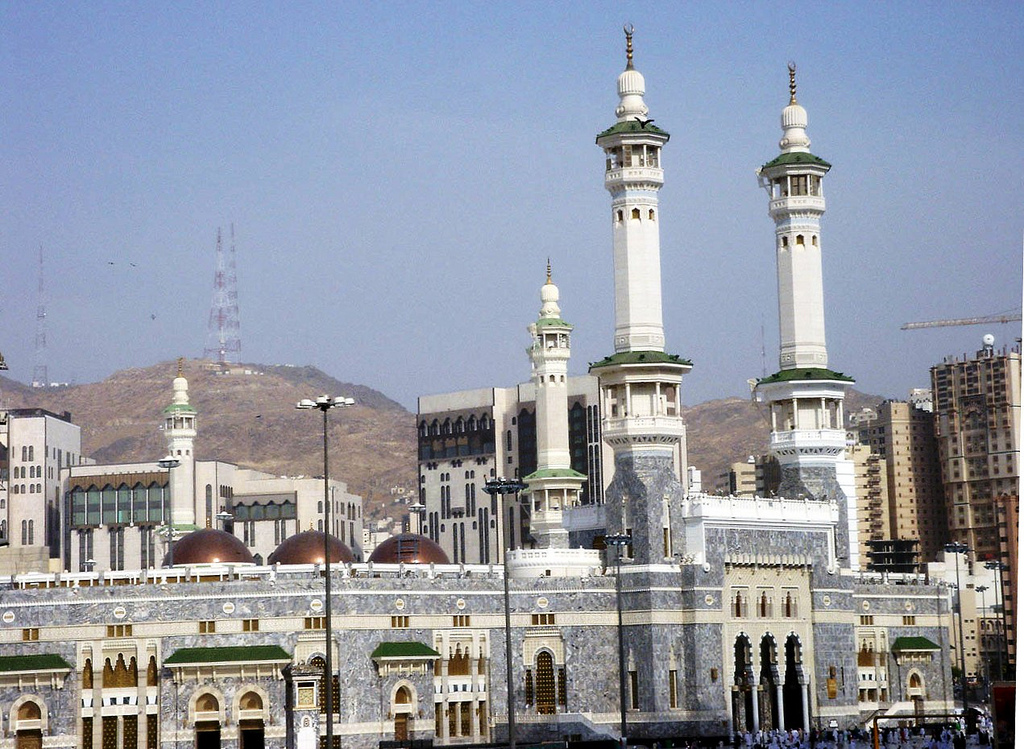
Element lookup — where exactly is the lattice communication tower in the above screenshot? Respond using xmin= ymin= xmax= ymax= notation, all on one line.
xmin=32 ymin=246 xmax=47 ymax=388
xmin=204 ymin=226 xmax=242 ymax=364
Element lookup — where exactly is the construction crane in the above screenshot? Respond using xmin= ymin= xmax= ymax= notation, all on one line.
xmin=901 ymin=310 xmax=1021 ymax=330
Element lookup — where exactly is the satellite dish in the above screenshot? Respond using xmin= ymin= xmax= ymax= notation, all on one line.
xmin=983 ymin=333 xmax=995 ymax=347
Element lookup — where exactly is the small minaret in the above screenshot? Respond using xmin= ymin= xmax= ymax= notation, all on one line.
xmin=590 ymin=27 xmax=691 ymax=565
xmin=163 ymin=358 xmax=198 ymax=528
xmin=523 ymin=264 xmax=586 ymax=549
xmin=755 ymin=64 xmax=858 ymax=568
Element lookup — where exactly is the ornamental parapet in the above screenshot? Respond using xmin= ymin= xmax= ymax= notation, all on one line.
xmin=605 ymin=166 xmax=664 ymax=187
xmin=682 ymin=492 xmax=837 ymax=525
xmin=603 ymin=415 xmax=685 ymax=447
xmin=769 ymin=195 xmax=825 ymax=215
xmin=770 ymin=428 xmax=847 ymax=457
xmin=506 ymin=548 xmax=602 ymax=579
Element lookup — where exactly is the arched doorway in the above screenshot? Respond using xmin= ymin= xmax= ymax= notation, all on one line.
xmin=759 ymin=635 xmax=781 ymax=730
xmin=14 ymin=701 xmax=42 ymax=749
xmin=238 ymin=691 xmax=265 ymax=749
xmin=536 ymin=651 xmax=556 ymax=715
xmin=394 ymin=686 xmax=412 ymax=741
xmin=194 ymin=693 xmax=221 ymax=749
xmin=732 ymin=635 xmax=755 ymax=734
xmin=783 ymin=635 xmax=805 ymax=730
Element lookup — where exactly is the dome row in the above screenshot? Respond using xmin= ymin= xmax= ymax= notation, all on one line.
xmin=164 ymin=529 xmax=449 ymax=567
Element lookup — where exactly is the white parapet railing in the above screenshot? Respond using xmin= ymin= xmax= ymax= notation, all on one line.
xmin=507 ymin=548 xmax=603 ymax=579
xmin=682 ymin=492 xmax=837 ymax=526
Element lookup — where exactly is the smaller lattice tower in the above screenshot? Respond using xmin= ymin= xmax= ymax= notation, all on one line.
xmin=204 ymin=225 xmax=242 ymax=365
xmin=32 ymin=246 xmax=47 ymax=388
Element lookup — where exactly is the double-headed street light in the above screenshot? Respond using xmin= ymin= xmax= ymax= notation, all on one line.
xmin=297 ymin=395 xmax=354 ymax=749
xmin=157 ymin=456 xmax=181 ymax=567
xmin=482 ymin=477 xmax=528 ymax=749
xmin=944 ymin=541 xmax=970 ymax=715
xmin=605 ymin=534 xmax=631 ymax=747
xmin=984 ymin=560 xmax=1009 ymax=680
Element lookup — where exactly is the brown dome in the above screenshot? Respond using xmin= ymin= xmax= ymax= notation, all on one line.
xmin=368 ymin=533 xmax=450 ymax=565
xmin=164 ymin=528 xmax=254 ymax=566
xmin=268 ymin=530 xmax=355 ymax=566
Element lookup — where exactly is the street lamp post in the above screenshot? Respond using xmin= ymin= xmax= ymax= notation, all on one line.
xmin=945 ymin=542 xmax=970 ymax=716
xmin=482 ymin=477 xmax=528 ymax=749
xmin=297 ymin=395 xmax=354 ymax=749
xmin=157 ymin=456 xmax=181 ymax=567
xmin=984 ymin=560 xmax=1009 ymax=680
xmin=976 ymin=585 xmax=989 ymax=691
xmin=605 ymin=534 xmax=631 ymax=747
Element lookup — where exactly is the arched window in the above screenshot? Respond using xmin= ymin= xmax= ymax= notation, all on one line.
xmin=17 ymin=701 xmax=41 ymax=720
xmin=648 ymin=209 xmax=655 ymax=220
xmin=83 ymin=658 xmax=93 ymax=689
xmin=239 ymin=691 xmax=263 ymax=711
xmin=147 ymin=656 xmax=158 ymax=687
xmin=395 ymin=686 xmax=411 ymax=704
xmin=631 ymin=207 xmax=641 ymax=220
xmin=796 ymin=234 xmax=805 ymax=246
xmin=909 ymin=673 xmax=922 ymax=689
xmin=195 ymin=693 xmax=219 ymax=713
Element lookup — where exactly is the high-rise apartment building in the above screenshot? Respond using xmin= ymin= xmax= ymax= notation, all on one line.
xmin=856 ymin=400 xmax=947 ymax=564
xmin=0 ymin=408 xmax=84 ymax=572
xmin=847 ymin=443 xmax=891 ymax=566
xmin=417 ymin=377 xmax=605 ymax=564
xmin=932 ymin=338 xmax=1020 ymax=670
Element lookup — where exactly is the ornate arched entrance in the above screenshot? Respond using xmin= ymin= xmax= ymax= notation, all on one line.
xmin=393 ymin=686 xmax=412 ymax=741
xmin=238 ymin=691 xmax=265 ymax=749
xmin=759 ymin=634 xmax=782 ymax=730
xmin=535 ymin=651 xmax=556 ymax=715
xmin=783 ymin=634 xmax=805 ymax=731
xmin=732 ymin=634 xmax=756 ymax=733
xmin=14 ymin=701 xmax=43 ymax=749
xmin=194 ymin=692 xmax=221 ymax=749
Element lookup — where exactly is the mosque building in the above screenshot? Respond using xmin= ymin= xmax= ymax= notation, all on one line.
xmin=0 ymin=29 xmax=953 ymax=749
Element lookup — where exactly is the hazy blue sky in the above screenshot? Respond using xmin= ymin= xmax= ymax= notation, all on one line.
xmin=2 ymin=2 xmax=1021 ymax=410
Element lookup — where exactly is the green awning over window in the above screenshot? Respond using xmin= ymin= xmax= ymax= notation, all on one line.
xmin=891 ymin=636 xmax=941 ymax=651
xmin=371 ymin=642 xmax=440 ymax=660
xmin=164 ymin=645 xmax=290 ymax=665
xmin=0 ymin=654 xmax=72 ymax=673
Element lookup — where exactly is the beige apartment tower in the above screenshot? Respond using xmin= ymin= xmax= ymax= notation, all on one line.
xmin=857 ymin=400 xmax=947 ymax=564
xmin=931 ymin=338 xmax=1021 ymax=671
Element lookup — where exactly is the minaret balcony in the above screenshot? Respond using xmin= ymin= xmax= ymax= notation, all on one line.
xmin=769 ymin=428 xmax=847 ymax=457
xmin=605 ymin=166 xmax=664 ymax=188
xmin=603 ymin=414 xmax=685 ymax=447
xmin=769 ymin=195 xmax=825 ymax=216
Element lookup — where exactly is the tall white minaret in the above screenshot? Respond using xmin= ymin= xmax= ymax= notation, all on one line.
xmin=523 ymin=264 xmax=586 ymax=549
xmin=755 ymin=64 xmax=858 ymax=568
xmin=590 ymin=27 xmax=691 ymax=566
xmin=163 ymin=358 xmax=198 ymax=528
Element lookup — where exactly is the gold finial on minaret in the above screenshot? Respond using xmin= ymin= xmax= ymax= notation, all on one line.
xmin=177 ymin=356 xmax=184 ymax=377
xmin=546 ymin=258 xmax=552 ymax=284
xmin=624 ymin=24 xmax=634 ymax=70
xmin=788 ymin=61 xmax=797 ymax=105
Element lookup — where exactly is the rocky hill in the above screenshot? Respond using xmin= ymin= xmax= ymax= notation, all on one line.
xmin=0 ymin=361 xmax=887 ymax=518
xmin=0 ymin=360 xmax=416 ymax=521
